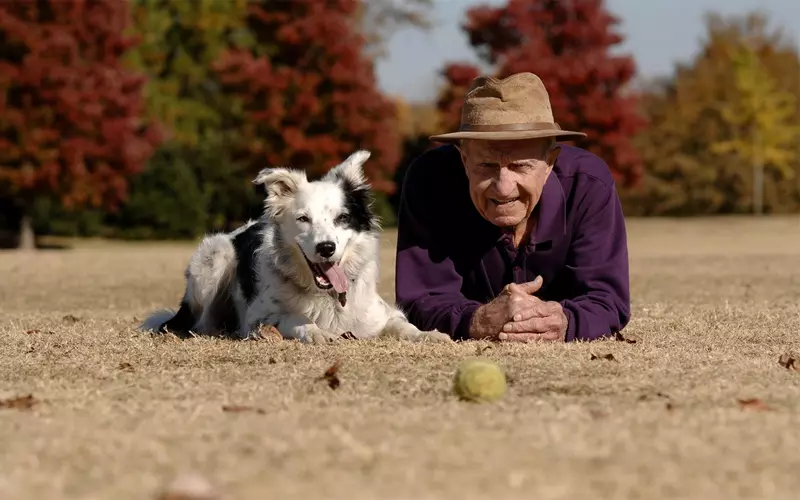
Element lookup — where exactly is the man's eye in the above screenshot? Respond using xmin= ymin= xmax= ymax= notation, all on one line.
xmin=297 ymin=215 xmax=310 ymax=223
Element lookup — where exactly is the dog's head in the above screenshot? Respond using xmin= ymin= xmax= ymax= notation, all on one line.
xmin=253 ymin=150 xmax=379 ymax=294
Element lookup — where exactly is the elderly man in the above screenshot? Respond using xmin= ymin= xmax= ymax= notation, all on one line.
xmin=394 ymin=72 xmax=630 ymax=342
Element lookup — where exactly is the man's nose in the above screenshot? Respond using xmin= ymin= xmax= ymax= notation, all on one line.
xmin=492 ymin=167 xmax=516 ymax=197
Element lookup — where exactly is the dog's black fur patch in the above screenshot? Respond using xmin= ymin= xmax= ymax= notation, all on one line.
xmin=233 ymin=220 xmax=266 ymax=304
xmin=158 ymin=300 xmax=195 ymax=337
xmin=340 ymin=178 xmax=378 ymax=233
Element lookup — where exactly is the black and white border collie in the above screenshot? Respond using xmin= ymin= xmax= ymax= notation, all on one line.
xmin=140 ymin=150 xmax=451 ymax=344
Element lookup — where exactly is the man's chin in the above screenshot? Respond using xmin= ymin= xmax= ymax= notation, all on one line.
xmin=486 ymin=212 xmax=526 ymax=228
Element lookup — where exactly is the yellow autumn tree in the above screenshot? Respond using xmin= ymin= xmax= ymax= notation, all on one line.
xmin=629 ymin=11 xmax=800 ymax=215
xmin=711 ymin=43 xmax=800 ymax=214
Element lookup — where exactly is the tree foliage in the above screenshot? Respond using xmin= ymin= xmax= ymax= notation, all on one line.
xmin=215 ymin=0 xmax=401 ymax=194
xmin=0 ymin=0 xmax=161 ymax=246
xmin=631 ymin=12 xmax=800 ymax=215
xmin=118 ymin=0 xmax=259 ymax=236
xmin=436 ymin=0 xmax=644 ymax=187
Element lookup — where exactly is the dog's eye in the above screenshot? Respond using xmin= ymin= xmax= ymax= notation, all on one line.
xmin=335 ymin=214 xmax=349 ymax=225
xmin=297 ymin=215 xmax=310 ymax=223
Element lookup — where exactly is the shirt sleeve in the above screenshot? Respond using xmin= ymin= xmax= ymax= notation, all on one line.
xmin=558 ymin=178 xmax=631 ymax=342
xmin=394 ymin=160 xmax=483 ymax=341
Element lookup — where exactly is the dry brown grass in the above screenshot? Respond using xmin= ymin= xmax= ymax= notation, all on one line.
xmin=2 ymin=216 xmax=800 ymax=500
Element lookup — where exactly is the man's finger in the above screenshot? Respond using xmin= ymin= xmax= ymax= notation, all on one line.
xmin=502 ymin=315 xmax=561 ymax=334
xmin=497 ymin=331 xmax=559 ymax=342
xmin=514 ymin=275 xmax=543 ymax=295
xmin=510 ymin=304 xmax=549 ymax=322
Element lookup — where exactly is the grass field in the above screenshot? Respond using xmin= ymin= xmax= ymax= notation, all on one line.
xmin=2 ymin=217 xmax=800 ymax=500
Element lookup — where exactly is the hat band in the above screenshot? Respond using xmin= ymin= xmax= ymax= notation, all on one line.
xmin=459 ymin=122 xmax=562 ymax=132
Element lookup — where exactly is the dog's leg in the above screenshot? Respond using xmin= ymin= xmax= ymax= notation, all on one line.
xmin=243 ymin=312 xmax=337 ymax=344
xmin=379 ymin=309 xmax=453 ymax=343
xmin=242 ymin=290 xmax=337 ymax=343
xmin=185 ymin=234 xmax=238 ymax=335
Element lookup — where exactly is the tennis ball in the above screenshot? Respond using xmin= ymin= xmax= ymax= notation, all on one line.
xmin=453 ymin=358 xmax=507 ymax=403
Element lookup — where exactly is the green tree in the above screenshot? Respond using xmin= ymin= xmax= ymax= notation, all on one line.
xmin=118 ymin=0 xmax=259 ymax=237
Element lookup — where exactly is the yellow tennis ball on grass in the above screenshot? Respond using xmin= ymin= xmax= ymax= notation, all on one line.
xmin=453 ymin=358 xmax=507 ymax=403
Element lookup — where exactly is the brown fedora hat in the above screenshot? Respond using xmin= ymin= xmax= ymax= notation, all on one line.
xmin=429 ymin=72 xmax=586 ymax=143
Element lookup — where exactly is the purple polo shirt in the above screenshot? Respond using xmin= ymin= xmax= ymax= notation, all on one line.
xmin=394 ymin=143 xmax=630 ymax=342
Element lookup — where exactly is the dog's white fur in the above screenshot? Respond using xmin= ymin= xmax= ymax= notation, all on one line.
xmin=140 ymin=150 xmax=451 ymax=344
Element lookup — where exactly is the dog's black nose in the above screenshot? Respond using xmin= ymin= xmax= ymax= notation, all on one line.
xmin=316 ymin=241 xmax=336 ymax=258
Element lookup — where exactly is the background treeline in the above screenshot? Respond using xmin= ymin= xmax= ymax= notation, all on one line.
xmin=1 ymin=0 xmax=799 ymax=248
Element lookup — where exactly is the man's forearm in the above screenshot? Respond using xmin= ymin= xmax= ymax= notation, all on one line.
xmin=559 ymin=295 xmax=627 ymax=341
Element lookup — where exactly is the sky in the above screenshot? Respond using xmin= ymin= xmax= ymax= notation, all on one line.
xmin=374 ymin=0 xmax=800 ymax=103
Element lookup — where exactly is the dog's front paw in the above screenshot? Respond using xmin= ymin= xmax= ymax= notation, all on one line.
xmin=306 ymin=326 xmax=339 ymax=344
xmin=419 ymin=329 xmax=453 ymax=343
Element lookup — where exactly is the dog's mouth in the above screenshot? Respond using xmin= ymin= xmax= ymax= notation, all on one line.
xmin=301 ymin=253 xmax=349 ymax=295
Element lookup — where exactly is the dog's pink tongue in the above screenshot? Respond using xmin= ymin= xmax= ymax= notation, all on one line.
xmin=320 ymin=263 xmax=348 ymax=294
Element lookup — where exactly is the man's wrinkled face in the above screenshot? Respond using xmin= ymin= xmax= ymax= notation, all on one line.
xmin=458 ymin=139 xmax=560 ymax=229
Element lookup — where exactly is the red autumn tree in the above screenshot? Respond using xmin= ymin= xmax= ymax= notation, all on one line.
xmin=214 ymin=0 xmax=400 ymax=194
xmin=0 ymin=0 xmax=161 ymax=248
xmin=437 ymin=0 xmax=644 ymax=187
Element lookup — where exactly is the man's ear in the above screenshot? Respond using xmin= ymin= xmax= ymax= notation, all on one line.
xmin=456 ymin=139 xmax=469 ymax=169
xmin=252 ymin=167 xmax=307 ymax=217
xmin=545 ymin=143 xmax=561 ymax=169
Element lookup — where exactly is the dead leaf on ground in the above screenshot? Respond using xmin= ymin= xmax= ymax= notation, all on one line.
xmin=156 ymin=472 xmax=222 ymax=500
xmin=737 ymin=398 xmax=773 ymax=412
xmin=221 ymin=405 xmax=265 ymax=415
xmin=778 ymin=352 xmax=798 ymax=371
xmin=588 ymin=408 xmax=608 ymax=419
xmin=0 ymin=394 xmax=37 ymax=411
xmin=254 ymin=324 xmax=282 ymax=342
xmin=319 ymin=360 xmax=341 ymax=390
xmin=638 ymin=391 xmax=674 ymax=410
xmin=24 ymin=329 xmax=54 ymax=335
xmin=615 ymin=331 xmax=641 ymax=344
xmin=590 ymin=352 xmax=617 ymax=362
xmin=476 ymin=344 xmax=493 ymax=355
xmin=118 ymin=362 xmax=134 ymax=372
xmin=62 ymin=314 xmax=81 ymax=323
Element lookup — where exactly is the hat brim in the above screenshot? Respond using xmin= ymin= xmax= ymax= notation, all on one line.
xmin=428 ymin=129 xmax=586 ymax=144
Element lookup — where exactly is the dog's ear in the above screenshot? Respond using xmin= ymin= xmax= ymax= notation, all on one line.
xmin=325 ymin=150 xmax=370 ymax=187
xmin=253 ymin=167 xmax=306 ymax=199
xmin=253 ymin=167 xmax=306 ymax=217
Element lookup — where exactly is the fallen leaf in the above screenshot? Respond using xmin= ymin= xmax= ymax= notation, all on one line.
xmin=118 ymin=362 xmax=134 ymax=372
xmin=221 ymin=405 xmax=265 ymax=415
xmin=24 ymin=329 xmax=54 ymax=335
xmin=476 ymin=344 xmax=493 ymax=355
xmin=615 ymin=331 xmax=641 ymax=344
xmin=737 ymin=398 xmax=772 ymax=412
xmin=590 ymin=352 xmax=617 ymax=362
xmin=156 ymin=472 xmax=221 ymax=500
xmin=0 ymin=394 xmax=37 ymax=411
xmin=62 ymin=314 xmax=80 ymax=323
xmin=254 ymin=324 xmax=282 ymax=342
xmin=588 ymin=408 xmax=607 ymax=419
xmin=778 ymin=352 xmax=798 ymax=371
xmin=339 ymin=331 xmax=357 ymax=340
xmin=319 ymin=360 xmax=341 ymax=390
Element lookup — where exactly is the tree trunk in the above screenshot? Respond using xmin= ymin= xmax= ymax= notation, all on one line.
xmin=18 ymin=213 xmax=36 ymax=250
